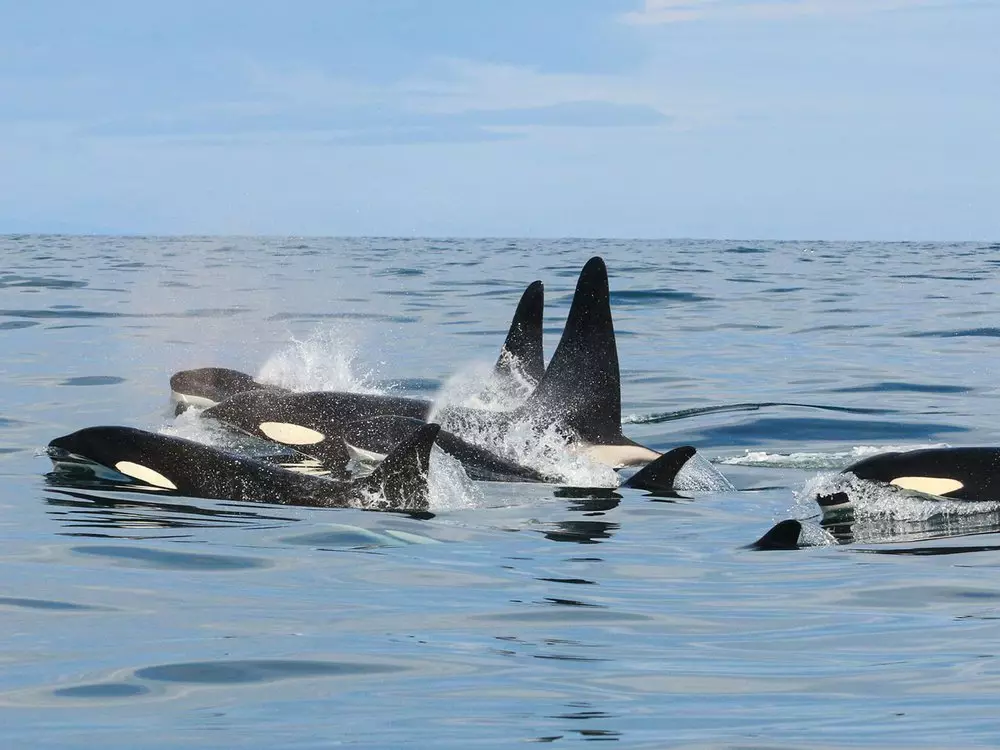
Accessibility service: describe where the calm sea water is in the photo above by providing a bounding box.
[3,236,1000,748]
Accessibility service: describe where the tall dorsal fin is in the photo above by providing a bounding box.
[623,446,696,493]
[520,257,622,445]
[494,280,545,385]
[358,423,440,513]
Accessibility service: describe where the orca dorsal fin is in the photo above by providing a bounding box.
[495,280,545,385]
[357,423,440,512]
[521,257,622,445]
[748,519,803,550]
[623,446,696,493]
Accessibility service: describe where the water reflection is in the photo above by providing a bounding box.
[822,508,1000,549]
[544,492,621,544]
[44,486,299,536]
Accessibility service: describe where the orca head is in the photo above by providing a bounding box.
[494,280,545,387]
[202,390,351,475]
[170,367,284,408]
[48,426,187,490]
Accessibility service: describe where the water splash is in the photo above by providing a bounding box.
[797,471,1000,522]
[426,448,483,511]
[160,408,244,449]
[256,326,382,394]
[429,360,532,416]
[351,447,482,513]
[424,361,616,486]
[160,408,299,462]
[675,453,736,492]
[719,443,950,471]
[443,413,620,488]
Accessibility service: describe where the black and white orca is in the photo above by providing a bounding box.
[47,423,440,513]
[169,279,546,409]
[201,388,428,475]
[816,447,1000,514]
[202,392,551,484]
[439,256,661,468]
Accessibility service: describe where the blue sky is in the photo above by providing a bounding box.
[2,0,997,239]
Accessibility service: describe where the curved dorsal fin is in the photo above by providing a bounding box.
[623,446,696,493]
[494,280,545,385]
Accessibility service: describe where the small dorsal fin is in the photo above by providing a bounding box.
[357,423,440,512]
[623,446,696,493]
[495,280,545,385]
[747,520,803,550]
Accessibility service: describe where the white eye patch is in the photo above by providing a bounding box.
[115,461,178,490]
[259,422,325,445]
[890,476,964,496]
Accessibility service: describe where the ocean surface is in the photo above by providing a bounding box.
[3,236,1000,748]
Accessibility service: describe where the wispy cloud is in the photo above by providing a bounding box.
[624,0,943,24]
[75,58,670,144]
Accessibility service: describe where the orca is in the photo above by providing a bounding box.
[169,279,546,409]
[440,257,661,467]
[47,423,440,513]
[816,447,1000,514]
[201,389,430,474]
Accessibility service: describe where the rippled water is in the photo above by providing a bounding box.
[3,236,1000,747]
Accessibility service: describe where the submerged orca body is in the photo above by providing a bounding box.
[816,447,1000,513]
[341,415,551,483]
[169,279,546,409]
[47,424,439,513]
